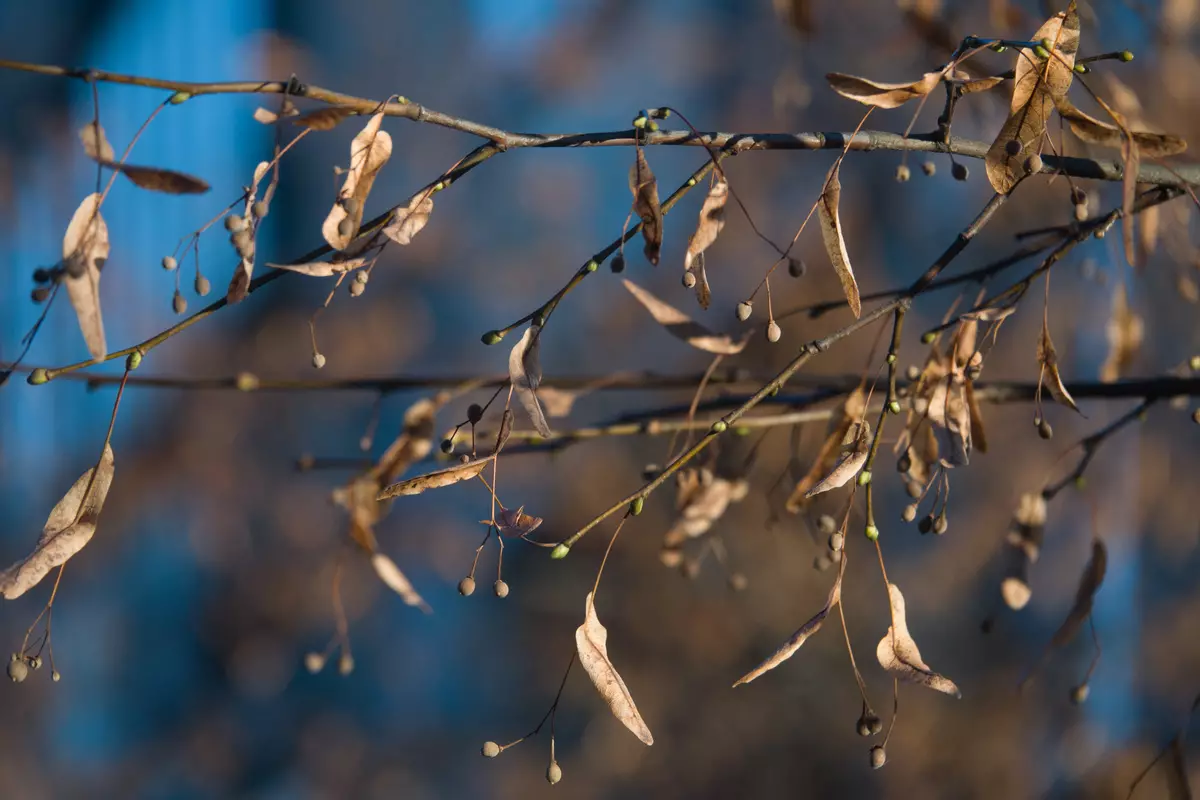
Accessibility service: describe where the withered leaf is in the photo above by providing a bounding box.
[961,75,1008,95]
[78,121,115,162]
[684,177,728,274]
[804,420,869,498]
[227,161,271,304]
[1038,320,1081,413]
[924,376,972,468]
[824,71,941,108]
[622,279,746,355]
[965,381,988,454]
[876,583,961,698]
[509,324,552,438]
[1100,282,1143,382]
[292,105,358,131]
[376,455,491,500]
[369,397,438,487]
[661,469,749,565]
[984,3,1079,194]
[817,161,861,318]
[536,386,581,418]
[1122,134,1140,268]
[372,553,431,613]
[382,193,434,245]
[576,592,654,746]
[61,193,109,361]
[322,112,393,251]
[267,257,369,277]
[629,148,663,266]
[785,388,865,512]
[108,163,210,194]
[0,445,115,600]
[496,506,543,537]
[1053,97,1187,157]
[691,259,712,310]
[1049,539,1106,647]
[734,558,843,686]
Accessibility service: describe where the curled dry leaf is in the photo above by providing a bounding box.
[629,148,663,266]
[292,105,358,131]
[622,279,746,355]
[1000,491,1047,609]
[876,583,961,698]
[1100,282,1143,382]
[804,420,869,498]
[1038,320,1081,413]
[322,112,393,251]
[961,75,1008,95]
[684,177,729,274]
[984,3,1079,194]
[79,121,115,162]
[817,161,861,318]
[786,388,866,512]
[376,455,491,500]
[734,557,844,686]
[576,592,654,746]
[660,468,749,566]
[1053,97,1187,157]
[227,161,272,304]
[509,325,552,438]
[78,122,210,194]
[1049,539,1106,647]
[824,71,941,108]
[383,192,434,245]
[0,445,115,600]
[267,257,369,277]
[691,259,712,310]
[962,281,1028,323]
[922,373,973,468]
[496,506,543,537]
[61,193,110,361]
[371,553,431,613]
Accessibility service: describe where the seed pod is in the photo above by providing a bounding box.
[901,504,917,523]
[897,453,912,473]
[30,286,50,303]
[817,514,836,535]
[918,515,933,534]
[195,275,211,296]
[354,270,369,285]
[895,164,911,182]
[172,291,187,315]
[610,254,626,273]
[224,214,246,232]
[1074,202,1088,222]
[1024,154,1044,174]
[1005,139,1022,157]
[349,280,365,297]
[458,577,476,596]
[829,532,844,552]
[493,579,510,598]
[933,514,948,535]
[814,554,832,571]
[736,301,753,322]
[312,353,326,370]
[161,255,178,271]
[788,258,806,278]
[338,653,355,676]
[921,161,936,177]
[440,438,454,454]
[1037,418,1053,440]
[304,652,326,674]
[870,745,887,769]
[952,162,969,181]
[251,200,268,219]
[8,659,28,683]
[341,196,360,215]
[728,573,748,591]
[337,217,355,239]
[481,741,500,758]
[766,320,782,343]
[1070,684,1090,704]
[546,761,562,785]
[682,271,696,289]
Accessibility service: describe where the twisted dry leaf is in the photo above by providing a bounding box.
[576,592,654,746]
[376,456,491,500]
[1100,282,1143,382]
[684,177,729,275]
[496,506,543,537]
[79,121,115,162]
[824,71,941,108]
[876,583,961,698]
[984,3,1079,194]
[622,279,746,355]
[292,105,358,131]
[267,257,369,277]
[1049,539,1106,647]
[383,193,434,245]
[734,558,843,686]
[629,148,663,265]
[509,325,552,438]
[371,553,431,613]
[660,468,749,566]
[804,420,869,498]
[817,161,861,318]
[322,112,393,251]
[785,388,866,512]
[0,445,115,600]
[227,161,272,304]
[62,193,109,361]
[1038,320,1081,413]
[1053,97,1187,157]
[79,122,210,194]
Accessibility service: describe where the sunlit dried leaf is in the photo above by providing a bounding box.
[253,107,281,124]
[924,376,972,467]
[785,389,865,512]
[372,553,431,613]
[985,3,1079,194]
[661,469,749,564]
[576,592,654,746]
[108,163,210,194]
[370,397,439,488]
[1053,97,1187,156]
[964,380,988,454]
[1050,539,1106,646]
[61,193,109,361]
[684,177,728,274]
[961,75,1008,95]
[322,112,393,251]
[734,559,843,686]
[267,257,369,277]
[376,456,491,500]
[817,161,861,318]
[1100,283,1144,382]
[509,325,552,438]
[226,161,272,304]
[876,583,961,697]
[691,259,712,310]
[1038,321,1081,413]
[825,71,941,108]
[292,105,358,131]
[622,279,746,355]
[382,193,434,245]
[496,506,543,537]
[78,121,114,162]
[804,420,869,497]
[1122,135,1140,268]
[629,148,663,266]
[0,445,115,600]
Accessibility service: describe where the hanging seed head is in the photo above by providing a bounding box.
[829,532,845,552]
[952,162,969,181]
[918,515,934,534]
[922,161,936,177]
[251,200,269,219]
[1070,683,1090,704]
[546,760,562,785]
[735,301,753,322]
[337,653,355,676]
[172,291,187,315]
[728,572,748,591]
[312,353,326,370]
[7,659,28,683]
[337,217,355,239]
[933,513,948,535]
[610,254,626,273]
[1037,418,1053,439]
[194,275,211,296]
[817,514,837,535]
[30,286,50,303]
[341,196,360,215]
[354,270,369,285]
[895,164,911,182]
[467,403,484,424]
[857,712,881,737]
[902,504,918,523]
[33,267,52,283]
[481,330,505,346]
[458,577,476,596]
[481,741,501,758]
[1075,202,1089,222]
[493,580,510,598]
[897,453,912,473]
[788,258,806,278]
[161,255,178,271]
[682,270,697,289]
[870,745,887,769]
[224,214,246,233]
[304,652,326,674]
[28,656,41,671]
[51,670,61,682]
[814,554,832,571]
[766,320,782,343]
[1024,154,1044,174]
[440,438,454,454]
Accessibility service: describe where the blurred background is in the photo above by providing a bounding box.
[0,0,1198,797]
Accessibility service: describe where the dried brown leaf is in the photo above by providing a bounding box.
[78,121,115,162]
[1100,283,1143,382]
[1122,134,1140,268]
[734,559,843,686]
[785,389,864,512]
[61,193,109,361]
[109,163,210,194]
[817,161,861,318]
[576,592,654,746]
[0,445,115,600]
[1038,321,1081,413]
[376,456,491,500]
[622,279,746,355]
[804,421,869,497]
[824,71,941,108]
[509,325,552,438]
[267,257,369,277]
[1049,539,1106,647]
[372,553,431,613]
[961,75,1008,95]
[965,380,988,454]
[322,112,393,251]
[496,506,543,537]
[369,397,439,487]
[684,177,728,273]
[876,583,961,697]
[226,161,271,304]
[924,377,973,467]
[629,148,663,266]
[1053,97,1187,157]
[382,193,434,246]
[291,105,358,131]
[661,469,749,562]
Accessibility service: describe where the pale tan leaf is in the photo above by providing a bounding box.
[691,259,712,310]
[1050,539,1106,646]
[0,446,115,600]
[61,193,110,361]
[876,583,961,697]
[226,161,271,304]
[629,148,663,266]
[292,105,358,131]
[509,325,552,438]
[817,161,861,318]
[537,386,580,418]
[376,456,491,500]
[267,257,368,277]
[1053,97,1187,157]
[369,397,439,487]
[804,422,869,498]
[322,112,393,251]
[684,177,728,272]
[382,193,434,245]
[965,381,988,454]
[961,75,1008,95]
[576,592,654,746]
[824,71,941,108]
[78,121,114,162]
[1038,321,1081,413]
[734,559,843,686]
[622,279,746,355]
[661,470,749,564]
[253,107,281,124]
[1122,135,1140,268]
[496,506,543,537]
[924,378,972,467]
[785,389,864,512]
[1100,283,1143,382]
[371,553,431,613]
